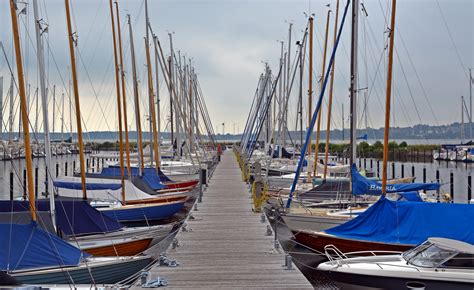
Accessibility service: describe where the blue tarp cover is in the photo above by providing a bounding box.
[397,192,423,202]
[0,222,87,271]
[102,166,172,182]
[0,200,123,236]
[351,164,440,195]
[53,181,122,191]
[325,196,474,246]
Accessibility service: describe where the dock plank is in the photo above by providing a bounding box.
[139,151,313,289]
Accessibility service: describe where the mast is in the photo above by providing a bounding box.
[115,1,131,177]
[9,76,14,141]
[470,68,472,140]
[9,0,37,221]
[298,39,303,147]
[169,33,174,154]
[461,96,465,142]
[33,0,55,227]
[61,92,64,141]
[145,0,154,165]
[350,0,359,167]
[145,37,161,171]
[109,0,126,203]
[153,35,162,168]
[65,0,87,199]
[381,0,397,195]
[52,85,56,133]
[324,0,339,180]
[313,8,331,178]
[278,40,283,158]
[307,16,314,179]
[127,14,145,175]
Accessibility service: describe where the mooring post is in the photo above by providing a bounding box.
[23,169,27,199]
[411,165,415,183]
[436,170,440,203]
[73,160,76,173]
[450,172,454,202]
[376,160,380,177]
[423,167,426,193]
[86,158,89,173]
[9,171,14,200]
[65,162,68,176]
[370,158,373,169]
[34,167,38,198]
[56,163,59,177]
[363,158,366,169]
[198,165,207,203]
[401,164,404,178]
[468,175,472,204]
[391,162,395,179]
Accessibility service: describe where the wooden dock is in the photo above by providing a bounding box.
[143,150,313,289]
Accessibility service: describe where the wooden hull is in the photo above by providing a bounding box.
[164,179,198,189]
[294,231,412,255]
[83,238,152,256]
[11,256,152,285]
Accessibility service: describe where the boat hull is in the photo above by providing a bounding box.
[319,269,474,290]
[11,256,152,285]
[294,231,412,254]
[283,214,347,233]
[163,179,198,190]
[82,238,152,256]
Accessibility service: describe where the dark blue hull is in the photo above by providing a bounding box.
[101,201,185,223]
[12,257,152,285]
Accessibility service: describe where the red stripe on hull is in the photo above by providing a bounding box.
[164,180,198,189]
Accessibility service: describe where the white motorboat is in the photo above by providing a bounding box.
[317,237,474,290]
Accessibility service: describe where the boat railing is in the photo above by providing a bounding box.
[324,244,350,267]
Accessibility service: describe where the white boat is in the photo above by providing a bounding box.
[317,237,474,290]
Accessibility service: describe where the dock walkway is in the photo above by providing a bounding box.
[145,150,312,289]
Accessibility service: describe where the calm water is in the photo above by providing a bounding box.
[0,154,86,200]
[355,158,474,203]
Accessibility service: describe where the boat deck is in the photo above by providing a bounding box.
[141,150,312,289]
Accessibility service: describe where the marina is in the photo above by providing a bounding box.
[0,0,473,289]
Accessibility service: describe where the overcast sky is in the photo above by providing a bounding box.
[0,0,472,135]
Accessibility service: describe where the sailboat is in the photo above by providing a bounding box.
[3,0,152,284]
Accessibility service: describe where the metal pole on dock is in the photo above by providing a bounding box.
[436,169,440,202]
[468,175,472,204]
[411,165,415,182]
[9,172,13,200]
[401,164,404,178]
[450,172,454,202]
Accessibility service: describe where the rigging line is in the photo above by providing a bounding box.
[396,30,440,126]
[394,47,422,125]
[76,50,113,131]
[435,0,469,80]
[376,0,441,126]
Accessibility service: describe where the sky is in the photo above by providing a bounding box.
[0,0,473,136]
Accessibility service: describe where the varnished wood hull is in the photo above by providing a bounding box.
[293,231,412,255]
[83,238,152,256]
[164,179,198,189]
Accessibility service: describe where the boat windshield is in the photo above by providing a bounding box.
[403,242,458,268]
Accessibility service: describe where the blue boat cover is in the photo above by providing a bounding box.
[53,181,122,191]
[0,222,87,271]
[325,196,474,246]
[397,192,423,202]
[102,166,172,182]
[0,200,123,236]
[351,164,440,195]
